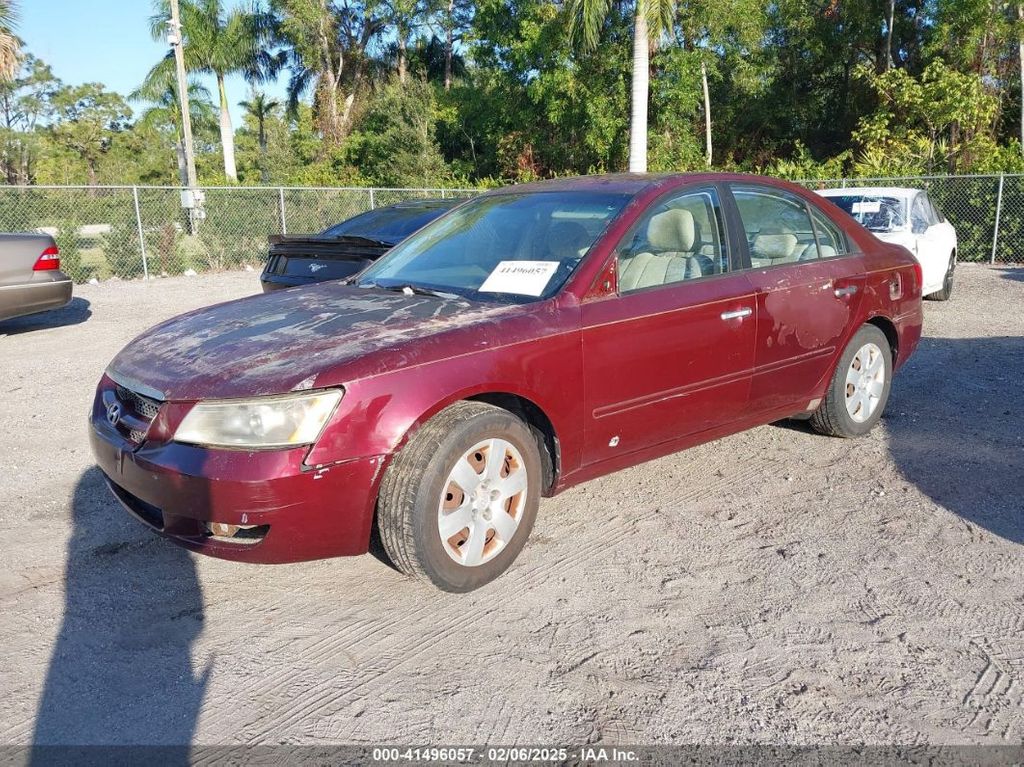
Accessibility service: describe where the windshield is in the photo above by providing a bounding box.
[355,191,631,302]
[322,202,457,243]
[824,194,907,233]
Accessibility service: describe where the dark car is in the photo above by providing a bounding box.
[91,173,923,592]
[260,198,462,292]
[0,233,73,322]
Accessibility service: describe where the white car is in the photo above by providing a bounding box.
[817,187,957,300]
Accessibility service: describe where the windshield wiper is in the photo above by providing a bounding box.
[359,281,462,300]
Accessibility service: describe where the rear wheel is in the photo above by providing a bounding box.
[377,401,541,592]
[926,251,955,301]
[810,325,892,438]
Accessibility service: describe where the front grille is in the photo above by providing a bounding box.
[113,384,162,444]
[116,385,161,420]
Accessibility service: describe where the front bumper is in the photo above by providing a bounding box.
[89,419,385,564]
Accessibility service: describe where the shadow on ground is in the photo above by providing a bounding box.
[885,336,1024,544]
[996,267,1024,283]
[0,298,91,336]
[32,467,210,755]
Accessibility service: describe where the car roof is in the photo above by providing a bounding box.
[818,186,923,199]
[480,172,817,197]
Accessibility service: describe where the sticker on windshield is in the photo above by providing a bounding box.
[479,261,560,296]
[852,200,882,214]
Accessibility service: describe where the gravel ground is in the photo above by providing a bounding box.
[0,265,1022,747]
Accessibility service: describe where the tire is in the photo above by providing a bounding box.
[926,251,956,301]
[810,324,893,438]
[377,401,542,592]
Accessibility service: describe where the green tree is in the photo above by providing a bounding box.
[148,0,276,183]
[132,68,217,186]
[0,55,59,183]
[47,83,132,186]
[566,0,677,172]
[272,0,383,146]
[0,0,20,81]
[347,77,452,186]
[238,88,280,180]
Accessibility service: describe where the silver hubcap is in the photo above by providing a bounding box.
[437,438,528,567]
[845,342,885,423]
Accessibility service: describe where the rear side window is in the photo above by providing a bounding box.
[731,186,818,267]
[911,194,931,234]
[809,208,849,258]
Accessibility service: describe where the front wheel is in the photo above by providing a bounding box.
[377,401,542,592]
[810,324,893,438]
[926,252,956,301]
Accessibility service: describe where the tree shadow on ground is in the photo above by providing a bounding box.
[884,336,1023,544]
[32,467,210,759]
[0,297,91,336]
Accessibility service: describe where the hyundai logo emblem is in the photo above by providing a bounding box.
[106,402,122,427]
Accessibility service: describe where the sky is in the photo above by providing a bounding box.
[19,1,290,127]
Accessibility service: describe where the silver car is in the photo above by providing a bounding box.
[0,233,73,322]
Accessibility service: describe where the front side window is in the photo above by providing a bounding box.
[356,192,631,302]
[616,188,728,292]
[732,186,817,267]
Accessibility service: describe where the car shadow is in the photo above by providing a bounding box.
[0,297,92,336]
[885,336,1023,543]
[777,336,1022,543]
[996,266,1024,283]
[32,467,210,758]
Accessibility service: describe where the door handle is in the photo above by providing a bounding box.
[833,285,858,298]
[720,307,753,320]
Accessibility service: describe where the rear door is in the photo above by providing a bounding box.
[580,185,756,465]
[727,184,865,416]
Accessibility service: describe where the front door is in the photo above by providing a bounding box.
[729,184,865,416]
[580,186,757,466]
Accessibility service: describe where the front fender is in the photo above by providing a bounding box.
[305,327,584,473]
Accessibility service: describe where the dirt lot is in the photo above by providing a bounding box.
[1,265,1022,747]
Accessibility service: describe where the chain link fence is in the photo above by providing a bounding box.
[0,185,480,283]
[795,174,1023,265]
[0,176,1021,284]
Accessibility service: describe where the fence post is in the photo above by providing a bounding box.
[132,185,149,280]
[841,178,847,188]
[369,188,376,210]
[278,187,287,234]
[990,173,1005,265]
[440,188,447,199]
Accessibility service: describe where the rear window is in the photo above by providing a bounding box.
[322,203,456,243]
[823,194,906,233]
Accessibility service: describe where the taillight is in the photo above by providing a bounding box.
[912,261,923,296]
[33,245,60,271]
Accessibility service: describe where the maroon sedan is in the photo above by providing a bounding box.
[90,174,923,591]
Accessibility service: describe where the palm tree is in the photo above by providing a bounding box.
[132,70,217,186]
[567,0,675,173]
[148,0,275,182]
[239,88,279,181]
[0,0,21,81]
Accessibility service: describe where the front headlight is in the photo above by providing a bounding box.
[174,389,343,449]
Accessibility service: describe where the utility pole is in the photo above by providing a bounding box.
[168,0,202,230]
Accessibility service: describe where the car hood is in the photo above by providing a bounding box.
[108,282,518,401]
